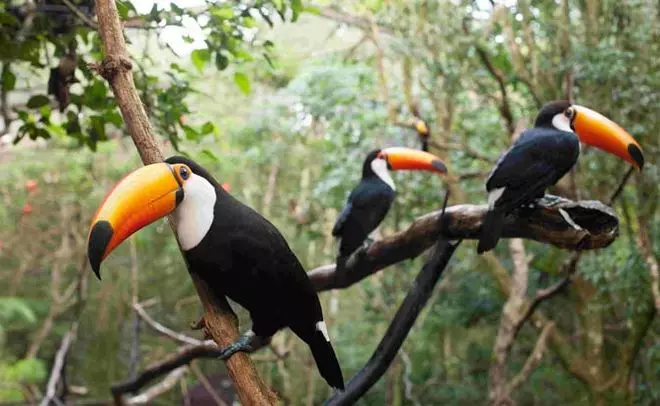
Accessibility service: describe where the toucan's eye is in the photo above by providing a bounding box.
[565,107,575,120]
[179,166,190,180]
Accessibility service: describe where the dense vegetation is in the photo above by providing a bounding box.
[1,0,658,404]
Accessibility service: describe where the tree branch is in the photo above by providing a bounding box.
[309,195,619,292]
[93,0,275,404]
[133,303,202,346]
[39,322,78,406]
[324,238,460,405]
[506,322,555,393]
[111,342,223,398]
[124,367,187,405]
[61,0,97,29]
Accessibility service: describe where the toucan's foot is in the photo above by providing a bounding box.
[217,331,271,361]
[558,208,584,231]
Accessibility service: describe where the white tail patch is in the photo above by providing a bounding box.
[488,187,505,208]
[316,321,330,342]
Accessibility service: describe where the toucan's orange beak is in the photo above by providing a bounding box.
[377,147,447,173]
[87,163,183,279]
[573,105,644,170]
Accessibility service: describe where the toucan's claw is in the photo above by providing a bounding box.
[558,208,584,231]
[217,330,270,361]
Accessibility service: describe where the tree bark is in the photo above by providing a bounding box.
[308,195,619,292]
[93,1,275,404]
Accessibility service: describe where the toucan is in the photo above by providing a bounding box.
[477,100,644,254]
[87,156,345,390]
[413,119,431,152]
[332,147,447,270]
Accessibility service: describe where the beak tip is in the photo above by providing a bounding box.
[628,144,644,170]
[432,160,448,173]
[88,221,114,282]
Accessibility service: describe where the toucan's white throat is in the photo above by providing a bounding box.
[371,158,395,190]
[173,174,216,251]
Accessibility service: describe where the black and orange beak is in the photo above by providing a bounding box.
[87,163,183,279]
[377,147,448,174]
[572,105,644,170]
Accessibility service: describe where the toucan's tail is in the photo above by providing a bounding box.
[306,323,345,390]
[477,209,504,254]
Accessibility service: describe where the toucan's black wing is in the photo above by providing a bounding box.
[331,202,352,237]
[486,128,579,210]
[333,179,395,257]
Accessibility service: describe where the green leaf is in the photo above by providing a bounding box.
[116,0,135,19]
[183,125,199,141]
[291,0,303,22]
[171,3,184,15]
[201,149,219,161]
[200,121,215,135]
[211,6,234,19]
[215,52,229,71]
[190,49,210,72]
[234,72,251,95]
[1,69,16,91]
[26,95,50,109]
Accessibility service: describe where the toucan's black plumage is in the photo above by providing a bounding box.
[87,156,344,390]
[332,147,447,268]
[167,157,343,390]
[477,100,644,253]
[332,149,396,268]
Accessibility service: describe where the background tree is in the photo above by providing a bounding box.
[0,0,658,405]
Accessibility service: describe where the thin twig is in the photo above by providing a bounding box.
[40,323,78,406]
[506,322,555,393]
[61,0,98,29]
[125,367,187,405]
[190,362,228,406]
[608,167,635,205]
[133,303,202,346]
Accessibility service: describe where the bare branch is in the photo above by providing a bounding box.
[325,238,460,405]
[190,362,228,406]
[309,195,619,292]
[608,167,634,205]
[111,342,222,397]
[134,303,202,346]
[61,0,98,29]
[39,323,78,406]
[125,367,187,405]
[506,322,555,393]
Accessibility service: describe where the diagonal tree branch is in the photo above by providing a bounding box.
[133,303,202,346]
[324,238,460,405]
[506,322,555,393]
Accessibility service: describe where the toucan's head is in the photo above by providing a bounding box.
[363,147,447,180]
[535,100,644,170]
[87,156,221,279]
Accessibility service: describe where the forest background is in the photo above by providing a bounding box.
[0,0,658,405]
